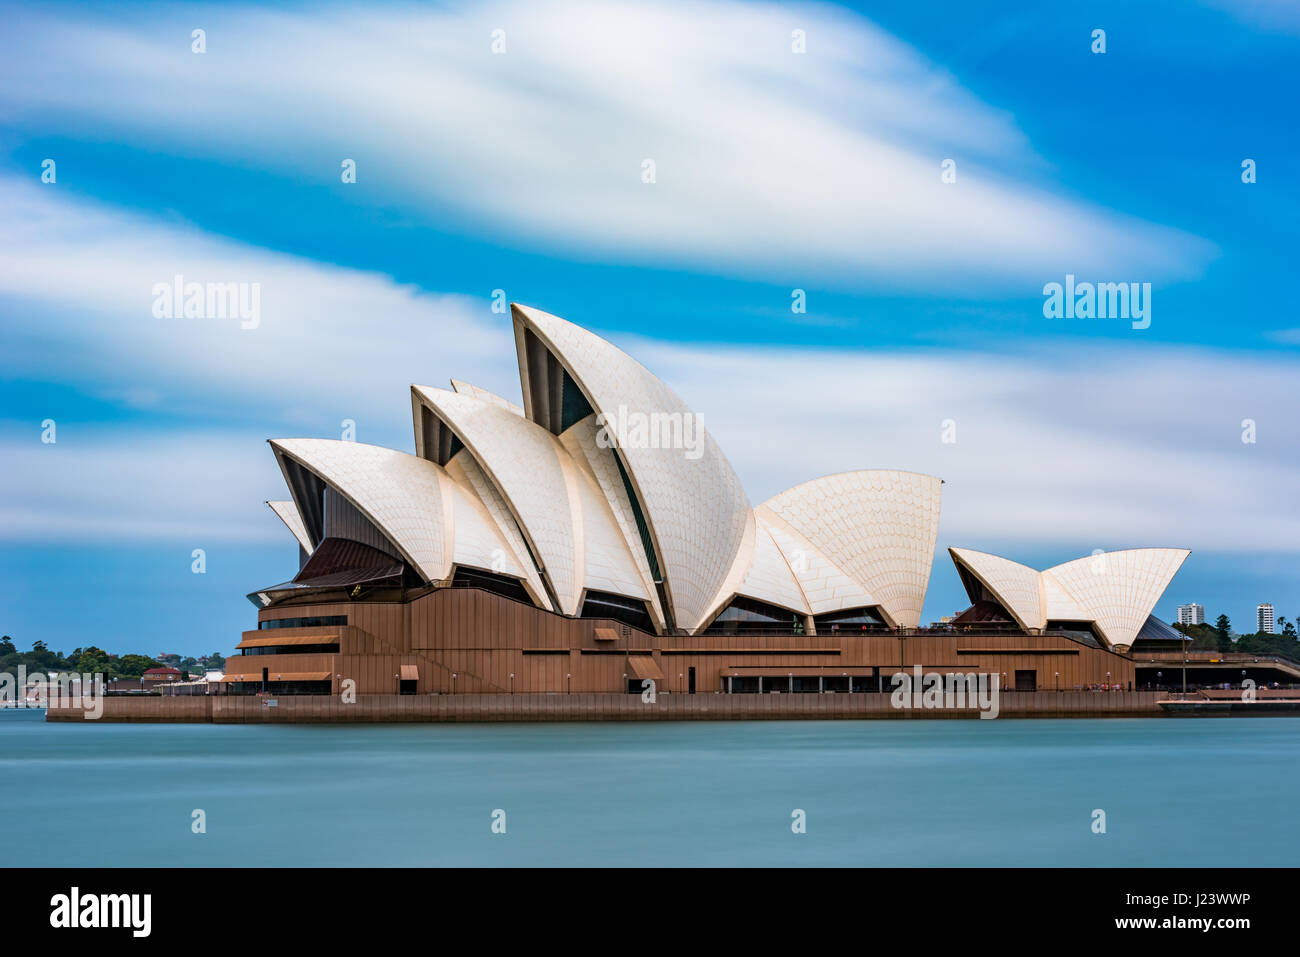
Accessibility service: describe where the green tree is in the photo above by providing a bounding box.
[73,647,114,678]
[71,646,109,666]
[0,636,15,656]
[116,654,161,678]
[1214,613,1233,651]
[1237,630,1300,662]
[27,640,65,670]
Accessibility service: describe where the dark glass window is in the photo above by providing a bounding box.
[1045,621,1102,648]
[814,607,888,633]
[258,615,348,630]
[704,597,805,635]
[228,680,332,696]
[451,566,532,603]
[560,370,594,432]
[242,643,339,656]
[580,590,655,632]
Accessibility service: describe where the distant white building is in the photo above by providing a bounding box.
[1177,603,1204,626]
[1257,603,1275,635]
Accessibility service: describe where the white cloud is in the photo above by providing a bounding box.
[0,430,281,543]
[0,177,517,434]
[636,338,1300,553]
[0,175,1294,555]
[0,0,1213,291]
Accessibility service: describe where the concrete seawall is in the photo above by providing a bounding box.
[44,691,1165,723]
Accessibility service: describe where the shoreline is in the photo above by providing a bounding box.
[38,690,1192,723]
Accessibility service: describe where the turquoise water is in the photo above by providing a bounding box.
[3,709,1296,866]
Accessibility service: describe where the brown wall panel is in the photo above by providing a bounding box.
[248,588,1138,696]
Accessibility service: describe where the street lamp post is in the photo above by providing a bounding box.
[1183,636,1188,697]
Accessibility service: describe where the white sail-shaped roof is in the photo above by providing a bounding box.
[266,500,312,553]
[260,304,1202,647]
[443,471,531,583]
[271,437,538,600]
[702,504,906,629]
[270,438,451,582]
[760,470,943,629]
[732,523,810,615]
[450,378,524,416]
[1040,571,1087,622]
[512,304,752,632]
[442,452,552,610]
[415,385,656,618]
[1043,548,1190,651]
[558,415,666,631]
[758,514,875,615]
[949,546,1190,650]
[414,385,582,613]
[565,449,654,605]
[948,547,1042,632]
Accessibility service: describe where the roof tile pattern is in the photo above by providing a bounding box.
[1044,548,1190,650]
[948,548,1042,631]
[444,472,528,581]
[450,379,524,416]
[561,416,666,630]
[1040,571,1087,622]
[514,304,752,632]
[733,523,809,615]
[444,453,551,609]
[270,439,451,582]
[568,452,652,603]
[949,546,1190,649]
[761,470,942,629]
[414,386,582,613]
[756,512,875,615]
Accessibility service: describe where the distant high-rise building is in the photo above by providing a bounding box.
[1257,603,1276,635]
[1177,603,1204,626]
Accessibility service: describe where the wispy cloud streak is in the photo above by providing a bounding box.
[0,0,1214,290]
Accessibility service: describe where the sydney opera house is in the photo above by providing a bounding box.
[223,304,1192,696]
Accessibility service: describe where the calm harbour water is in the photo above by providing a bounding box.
[3,709,1296,866]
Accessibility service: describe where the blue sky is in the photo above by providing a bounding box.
[1,0,1298,657]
